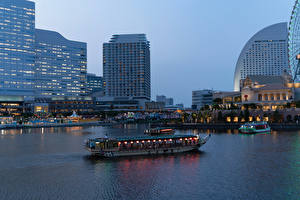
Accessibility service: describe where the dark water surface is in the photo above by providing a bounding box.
[0,124,299,200]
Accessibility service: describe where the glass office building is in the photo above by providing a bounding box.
[234,23,289,91]
[35,29,87,97]
[87,73,103,94]
[0,0,35,96]
[103,34,151,100]
[289,0,300,82]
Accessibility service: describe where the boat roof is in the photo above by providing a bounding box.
[244,121,268,125]
[91,134,197,142]
[147,127,173,130]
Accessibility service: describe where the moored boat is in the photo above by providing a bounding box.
[85,134,210,157]
[144,128,175,135]
[239,121,271,134]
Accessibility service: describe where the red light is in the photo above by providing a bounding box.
[131,141,134,144]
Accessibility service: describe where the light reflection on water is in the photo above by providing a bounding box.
[0,124,299,200]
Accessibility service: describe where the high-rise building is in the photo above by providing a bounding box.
[103,34,151,101]
[156,95,174,106]
[289,0,300,82]
[192,90,214,110]
[234,23,289,91]
[165,98,174,106]
[156,95,166,103]
[0,0,35,96]
[87,73,103,94]
[35,29,87,97]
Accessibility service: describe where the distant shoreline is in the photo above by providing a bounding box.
[150,123,300,131]
[0,121,116,130]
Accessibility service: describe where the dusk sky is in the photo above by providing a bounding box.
[33,0,294,106]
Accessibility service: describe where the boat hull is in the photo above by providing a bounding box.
[87,145,202,157]
[239,128,271,134]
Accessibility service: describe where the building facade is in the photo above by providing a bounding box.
[289,0,300,82]
[0,95,27,116]
[33,96,95,115]
[241,74,294,110]
[87,73,103,95]
[156,95,166,103]
[96,96,140,111]
[103,34,151,105]
[35,29,87,97]
[0,0,36,96]
[213,91,241,106]
[145,101,165,111]
[156,95,173,106]
[234,23,289,91]
[192,90,214,109]
[166,98,174,106]
[48,96,94,115]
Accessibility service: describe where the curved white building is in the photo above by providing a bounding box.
[234,23,289,91]
[289,0,300,81]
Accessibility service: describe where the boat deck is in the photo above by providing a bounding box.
[92,134,198,142]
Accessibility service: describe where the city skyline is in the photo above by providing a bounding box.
[32,0,294,106]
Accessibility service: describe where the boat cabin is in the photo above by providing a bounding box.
[87,135,200,151]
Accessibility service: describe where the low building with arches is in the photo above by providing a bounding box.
[241,73,297,110]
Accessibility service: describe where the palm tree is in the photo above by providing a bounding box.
[197,111,203,123]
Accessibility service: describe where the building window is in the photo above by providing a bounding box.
[276,94,280,100]
[264,94,268,101]
[258,94,262,101]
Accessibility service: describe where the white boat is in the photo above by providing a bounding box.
[239,122,271,134]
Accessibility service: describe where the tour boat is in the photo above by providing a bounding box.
[85,134,211,157]
[239,122,271,134]
[144,128,175,135]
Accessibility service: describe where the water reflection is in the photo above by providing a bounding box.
[85,151,206,199]
[86,151,204,165]
[0,124,299,199]
[0,125,285,138]
[0,126,92,136]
